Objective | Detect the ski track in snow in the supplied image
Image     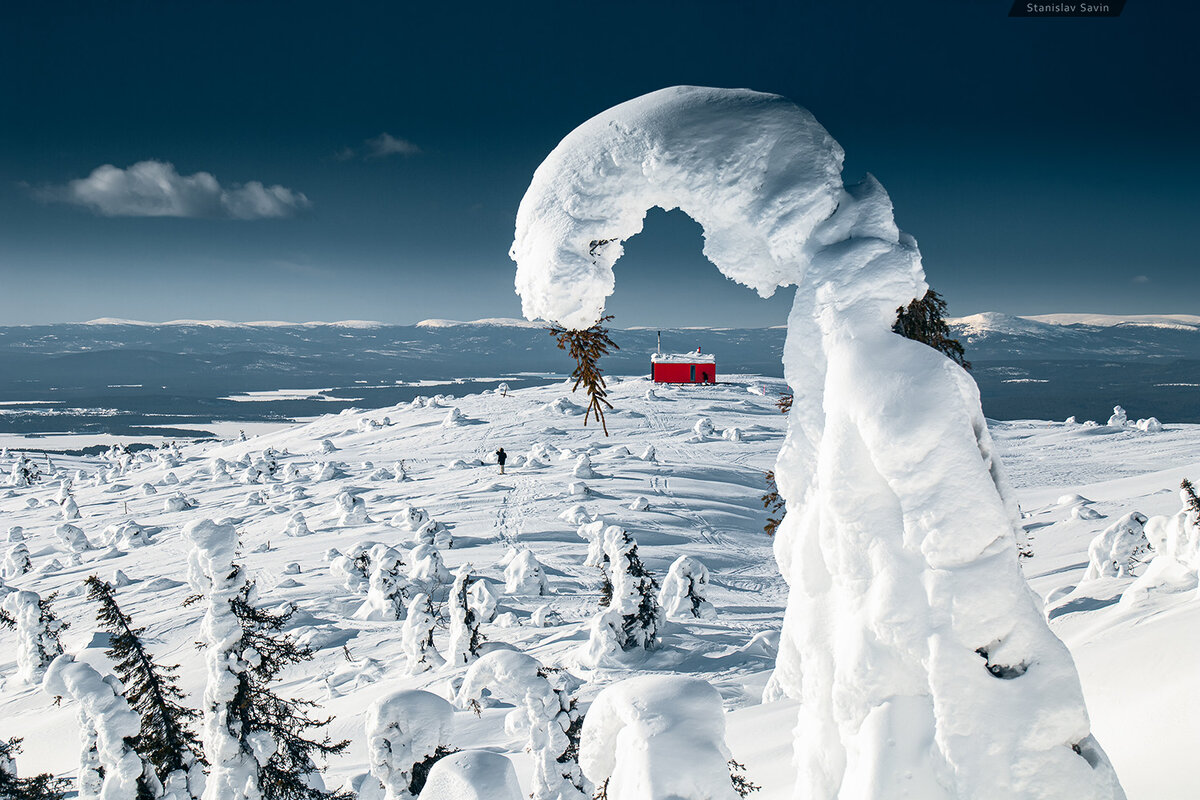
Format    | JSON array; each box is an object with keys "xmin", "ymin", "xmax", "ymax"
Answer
[{"xmin": 0, "ymin": 375, "xmax": 1195, "ymax": 799}]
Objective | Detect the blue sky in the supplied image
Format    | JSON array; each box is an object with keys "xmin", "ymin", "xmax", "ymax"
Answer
[{"xmin": 1, "ymin": 1, "xmax": 1195, "ymax": 326}]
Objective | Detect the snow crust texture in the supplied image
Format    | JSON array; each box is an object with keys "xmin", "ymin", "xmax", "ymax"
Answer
[{"xmin": 511, "ymin": 85, "xmax": 1124, "ymax": 799}]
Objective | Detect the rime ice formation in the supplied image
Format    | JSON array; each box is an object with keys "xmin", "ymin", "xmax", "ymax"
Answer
[
  {"xmin": 418, "ymin": 750, "xmax": 523, "ymax": 800},
  {"xmin": 455, "ymin": 650, "xmax": 588, "ymax": 800},
  {"xmin": 364, "ymin": 689, "xmax": 454, "ymax": 800},
  {"xmin": 4, "ymin": 589, "xmax": 64, "ymax": 684},
  {"xmin": 510, "ymin": 85, "xmax": 1124, "ymax": 799},
  {"xmin": 658, "ymin": 555, "xmax": 715, "ymax": 619},
  {"xmin": 1084, "ymin": 512, "xmax": 1151, "ymax": 581},
  {"xmin": 1122, "ymin": 486, "xmax": 1200, "ymax": 602},
  {"xmin": 42, "ymin": 654, "xmax": 157, "ymax": 800},
  {"xmin": 579, "ymin": 675, "xmax": 735, "ymax": 800}
]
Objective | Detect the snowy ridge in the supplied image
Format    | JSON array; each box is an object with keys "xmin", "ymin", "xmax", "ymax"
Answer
[
  {"xmin": 82, "ymin": 318, "xmax": 386, "ymax": 329},
  {"xmin": 414, "ymin": 318, "xmax": 545, "ymax": 329}
]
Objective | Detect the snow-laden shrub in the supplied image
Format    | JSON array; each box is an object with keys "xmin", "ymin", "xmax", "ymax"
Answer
[
  {"xmin": 401, "ymin": 593, "xmax": 446, "ymax": 675},
  {"xmin": 393, "ymin": 461, "xmax": 410, "ymax": 482},
  {"xmin": 446, "ymin": 566, "xmax": 483, "ymax": 666},
  {"xmin": 531, "ymin": 605, "xmax": 562, "ymax": 627},
  {"xmin": 418, "ymin": 750, "xmax": 523, "ymax": 800},
  {"xmin": 355, "ymin": 547, "xmax": 407, "ymax": 621},
  {"xmin": 141, "ymin": 482, "xmax": 158, "ymax": 496},
  {"xmin": 6, "ymin": 525, "xmax": 22, "ymax": 543},
  {"xmin": 455, "ymin": 650, "xmax": 589, "ymax": 800},
  {"xmin": 408, "ymin": 544, "xmax": 451, "ymax": 585},
  {"xmin": 364, "ymin": 689, "xmax": 455, "ymax": 800},
  {"xmin": 567, "ymin": 481, "xmax": 588, "ymax": 497},
  {"xmin": 243, "ymin": 490, "xmax": 266, "ymax": 507},
  {"xmin": 413, "ymin": 518, "xmax": 452, "ymax": 549},
  {"xmin": 640, "ymin": 445, "xmax": 656, "ymax": 462},
  {"xmin": 391, "ymin": 505, "xmax": 429, "ymax": 531},
  {"xmin": 164, "ymin": 471, "xmax": 180, "ymax": 485},
  {"xmin": 628, "ymin": 496, "xmax": 650, "ymax": 512},
  {"xmin": 467, "ymin": 579, "xmax": 498, "ymax": 623},
  {"xmin": 1084, "ymin": 512, "xmax": 1151, "ymax": 580},
  {"xmin": 104, "ymin": 521, "xmax": 150, "ymax": 548},
  {"xmin": 580, "ymin": 527, "xmax": 662, "ymax": 667},
  {"xmin": 3, "ymin": 589, "xmax": 66, "ymax": 684},
  {"xmin": 61, "ymin": 497, "xmax": 82, "ymax": 520},
  {"xmin": 580, "ymin": 675, "xmax": 736, "ymax": 800},
  {"xmin": 164, "ymin": 493, "xmax": 195, "ymax": 512},
  {"xmin": 320, "ymin": 439, "xmax": 339, "ymax": 453},
  {"xmin": 1135, "ymin": 417, "xmax": 1163, "ymax": 432},
  {"xmin": 368, "ymin": 467, "xmax": 394, "ymax": 481},
  {"xmin": 1122, "ymin": 482, "xmax": 1200, "ymax": 603},
  {"xmin": 311, "ymin": 462, "xmax": 340, "ymax": 482},
  {"xmin": 576, "ymin": 520, "xmax": 607, "ymax": 568},
  {"xmin": 559, "ymin": 504, "xmax": 591, "ymax": 526},
  {"xmin": 442, "ymin": 408, "xmax": 464, "ymax": 428},
  {"xmin": 42, "ymin": 653, "xmax": 159, "ymax": 799},
  {"xmin": 336, "ymin": 491, "xmax": 371, "ymax": 525},
  {"xmin": 658, "ymin": 555, "xmax": 716, "ymax": 619},
  {"xmin": 285, "ymin": 511, "xmax": 311, "ymax": 537},
  {"xmin": 55, "ymin": 523, "xmax": 94, "ymax": 552},
  {"xmin": 330, "ymin": 542, "xmax": 378, "ymax": 594},
  {"xmin": 1107, "ymin": 405, "xmax": 1127, "ymax": 427},
  {"xmin": 3, "ymin": 542, "xmax": 32, "ymax": 578},
  {"xmin": 1071, "ymin": 505, "xmax": 1103, "ymax": 521},
  {"xmin": 692, "ymin": 417, "xmax": 714, "ymax": 438},
  {"xmin": 572, "ymin": 453, "xmax": 595, "ymax": 479},
  {"xmin": 504, "ymin": 549, "xmax": 549, "ymax": 595},
  {"xmin": 722, "ymin": 426, "xmax": 743, "ymax": 442}
]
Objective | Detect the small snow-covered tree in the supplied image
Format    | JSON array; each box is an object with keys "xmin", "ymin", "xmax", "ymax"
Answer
[
  {"xmin": 503, "ymin": 549, "xmax": 549, "ymax": 595},
  {"xmin": 407, "ymin": 544, "xmax": 450, "ymax": 586},
  {"xmin": 1083, "ymin": 512, "xmax": 1152, "ymax": 580},
  {"xmin": 335, "ymin": 492, "xmax": 371, "ymax": 525},
  {"xmin": 576, "ymin": 520, "xmax": 606, "ymax": 568},
  {"xmin": 455, "ymin": 651, "xmax": 589, "ymax": 800},
  {"xmin": 3, "ymin": 543, "xmax": 32, "ymax": 579},
  {"xmin": 418, "ymin": 750, "xmax": 523, "ymax": 800},
  {"xmin": 364, "ymin": 689, "xmax": 455, "ymax": 800},
  {"xmin": 84, "ymin": 576, "xmax": 204, "ymax": 796},
  {"xmin": 400, "ymin": 593, "xmax": 445, "ymax": 675},
  {"xmin": 355, "ymin": 547, "xmax": 407, "ymax": 622},
  {"xmin": 580, "ymin": 675, "xmax": 739, "ymax": 800},
  {"xmin": 42, "ymin": 653, "xmax": 161, "ymax": 800},
  {"xmin": 466, "ymin": 580, "xmax": 498, "ymax": 624},
  {"xmin": 445, "ymin": 566, "xmax": 484, "ymax": 666},
  {"xmin": 0, "ymin": 737, "xmax": 68, "ymax": 800},
  {"xmin": 580, "ymin": 527, "xmax": 662, "ymax": 667},
  {"xmin": 330, "ymin": 542, "xmax": 377, "ymax": 594},
  {"xmin": 3, "ymin": 590, "xmax": 67, "ymax": 685},
  {"xmin": 658, "ymin": 555, "xmax": 715, "ymax": 619},
  {"xmin": 185, "ymin": 519, "xmax": 349, "ymax": 800}
]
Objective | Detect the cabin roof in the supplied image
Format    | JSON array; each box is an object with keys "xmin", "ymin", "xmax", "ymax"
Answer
[{"xmin": 651, "ymin": 352, "xmax": 716, "ymax": 364}]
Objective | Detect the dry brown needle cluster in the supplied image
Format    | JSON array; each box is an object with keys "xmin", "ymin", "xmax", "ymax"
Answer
[{"xmin": 547, "ymin": 314, "xmax": 620, "ymax": 435}]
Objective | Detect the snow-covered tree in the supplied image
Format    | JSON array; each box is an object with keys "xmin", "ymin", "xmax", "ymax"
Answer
[
  {"xmin": 84, "ymin": 576, "xmax": 204, "ymax": 797},
  {"xmin": 335, "ymin": 492, "xmax": 371, "ymax": 525},
  {"xmin": 42, "ymin": 653, "xmax": 161, "ymax": 800},
  {"xmin": 364, "ymin": 689, "xmax": 455, "ymax": 800},
  {"xmin": 1122, "ymin": 479, "xmax": 1200, "ymax": 603},
  {"xmin": 445, "ymin": 566, "xmax": 484, "ymax": 666},
  {"xmin": 3, "ymin": 542, "xmax": 32, "ymax": 578},
  {"xmin": 892, "ymin": 289, "xmax": 970, "ymax": 370},
  {"xmin": 580, "ymin": 675, "xmax": 738, "ymax": 800},
  {"xmin": 417, "ymin": 750, "xmax": 523, "ymax": 800},
  {"xmin": 3, "ymin": 590, "xmax": 67, "ymax": 684},
  {"xmin": 456, "ymin": 650, "xmax": 588, "ymax": 800},
  {"xmin": 407, "ymin": 544, "xmax": 450, "ymax": 585},
  {"xmin": 400, "ymin": 593, "xmax": 445, "ymax": 675},
  {"xmin": 0, "ymin": 737, "xmax": 68, "ymax": 800},
  {"xmin": 55, "ymin": 523, "xmax": 94, "ymax": 552},
  {"xmin": 355, "ymin": 547, "xmax": 407, "ymax": 622},
  {"xmin": 330, "ymin": 542, "xmax": 377, "ymax": 594},
  {"xmin": 580, "ymin": 526, "xmax": 662, "ymax": 667},
  {"xmin": 466, "ymin": 580, "xmax": 498, "ymax": 624},
  {"xmin": 576, "ymin": 519, "xmax": 606, "ymax": 568},
  {"xmin": 658, "ymin": 555, "xmax": 715, "ymax": 619},
  {"xmin": 185, "ymin": 519, "xmax": 349, "ymax": 800},
  {"xmin": 503, "ymin": 549, "xmax": 549, "ymax": 595},
  {"xmin": 510, "ymin": 85, "xmax": 1123, "ymax": 798},
  {"xmin": 571, "ymin": 453, "xmax": 595, "ymax": 479},
  {"xmin": 1083, "ymin": 512, "xmax": 1152, "ymax": 581}
]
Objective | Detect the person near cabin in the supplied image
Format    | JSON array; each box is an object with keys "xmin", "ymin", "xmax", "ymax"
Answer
[{"xmin": 496, "ymin": 447, "xmax": 507, "ymax": 474}]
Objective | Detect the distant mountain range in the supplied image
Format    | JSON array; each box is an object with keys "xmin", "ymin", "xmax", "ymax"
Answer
[{"xmin": 0, "ymin": 314, "xmax": 1195, "ymax": 436}]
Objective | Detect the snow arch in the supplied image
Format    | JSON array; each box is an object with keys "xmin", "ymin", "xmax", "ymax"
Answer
[{"xmin": 510, "ymin": 86, "xmax": 1123, "ymax": 799}]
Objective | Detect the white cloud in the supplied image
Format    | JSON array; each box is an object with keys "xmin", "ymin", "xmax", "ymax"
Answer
[
  {"xmin": 45, "ymin": 160, "xmax": 309, "ymax": 219},
  {"xmin": 1131, "ymin": 274, "xmax": 1150, "ymax": 284},
  {"xmin": 336, "ymin": 132, "xmax": 421, "ymax": 161}
]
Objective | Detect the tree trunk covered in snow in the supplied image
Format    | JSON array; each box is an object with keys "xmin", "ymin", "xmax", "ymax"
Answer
[{"xmin": 509, "ymin": 85, "xmax": 1124, "ymax": 800}]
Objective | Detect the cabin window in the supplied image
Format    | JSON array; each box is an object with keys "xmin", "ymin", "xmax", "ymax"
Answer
[{"xmin": 690, "ymin": 365, "xmax": 696, "ymax": 382}]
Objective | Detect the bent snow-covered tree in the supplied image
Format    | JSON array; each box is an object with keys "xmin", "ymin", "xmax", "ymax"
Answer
[{"xmin": 509, "ymin": 85, "xmax": 1124, "ymax": 799}]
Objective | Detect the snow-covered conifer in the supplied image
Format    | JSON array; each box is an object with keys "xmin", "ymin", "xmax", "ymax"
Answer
[
  {"xmin": 285, "ymin": 511, "xmax": 311, "ymax": 537},
  {"xmin": 3, "ymin": 543, "xmax": 32, "ymax": 578},
  {"xmin": 84, "ymin": 576, "xmax": 204, "ymax": 797},
  {"xmin": 400, "ymin": 593, "xmax": 445, "ymax": 675},
  {"xmin": 445, "ymin": 566, "xmax": 484, "ymax": 666},
  {"xmin": 364, "ymin": 689, "xmax": 455, "ymax": 800},
  {"xmin": 692, "ymin": 417, "xmax": 714, "ymax": 438},
  {"xmin": 1084, "ymin": 512, "xmax": 1152, "ymax": 581},
  {"xmin": 407, "ymin": 544, "xmax": 450, "ymax": 585},
  {"xmin": 61, "ymin": 497, "xmax": 81, "ymax": 520},
  {"xmin": 580, "ymin": 675, "xmax": 738, "ymax": 800},
  {"xmin": 42, "ymin": 654, "xmax": 161, "ymax": 800},
  {"xmin": 355, "ymin": 547, "xmax": 407, "ymax": 622},
  {"xmin": 640, "ymin": 445, "xmax": 656, "ymax": 462},
  {"xmin": 466, "ymin": 580, "xmax": 498, "ymax": 623},
  {"xmin": 658, "ymin": 555, "xmax": 715, "ymax": 619},
  {"xmin": 503, "ymin": 549, "xmax": 549, "ymax": 595},
  {"xmin": 55, "ymin": 523, "xmax": 93, "ymax": 552},
  {"xmin": 335, "ymin": 491, "xmax": 371, "ymax": 525},
  {"xmin": 418, "ymin": 750, "xmax": 523, "ymax": 800},
  {"xmin": 3, "ymin": 589, "xmax": 67, "ymax": 684},
  {"xmin": 185, "ymin": 519, "xmax": 349, "ymax": 800},
  {"xmin": 1107, "ymin": 405, "xmax": 1128, "ymax": 427},
  {"xmin": 580, "ymin": 527, "xmax": 662, "ymax": 667},
  {"xmin": 576, "ymin": 519, "xmax": 606, "ymax": 568},
  {"xmin": 456, "ymin": 651, "xmax": 588, "ymax": 800},
  {"xmin": 572, "ymin": 453, "xmax": 595, "ymax": 479}
]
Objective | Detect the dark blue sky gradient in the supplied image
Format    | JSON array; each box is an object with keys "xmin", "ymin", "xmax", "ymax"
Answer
[{"xmin": 1, "ymin": 1, "xmax": 1195, "ymax": 325}]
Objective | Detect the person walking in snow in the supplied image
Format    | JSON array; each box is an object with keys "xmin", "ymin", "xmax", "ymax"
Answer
[{"xmin": 496, "ymin": 447, "xmax": 507, "ymax": 475}]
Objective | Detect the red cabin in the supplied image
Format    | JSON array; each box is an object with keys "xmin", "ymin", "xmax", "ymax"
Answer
[{"xmin": 651, "ymin": 350, "xmax": 716, "ymax": 384}]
